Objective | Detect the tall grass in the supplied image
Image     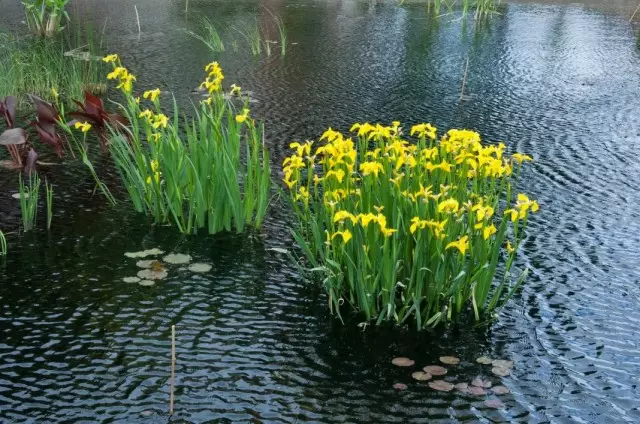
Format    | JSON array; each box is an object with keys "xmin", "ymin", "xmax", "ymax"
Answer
[
  {"xmin": 22, "ymin": 0, "xmax": 71, "ymax": 37},
  {"xmin": 104, "ymin": 55, "xmax": 271, "ymax": 234},
  {"xmin": 19, "ymin": 173, "xmax": 41, "ymax": 232},
  {"xmin": 0, "ymin": 32, "xmax": 104, "ymax": 106},
  {"xmin": 283, "ymin": 123, "xmax": 538, "ymax": 329},
  {"xmin": 185, "ymin": 17, "xmax": 225, "ymax": 52}
]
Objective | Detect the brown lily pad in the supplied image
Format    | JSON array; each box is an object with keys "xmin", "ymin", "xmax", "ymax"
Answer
[
  {"xmin": 492, "ymin": 367, "xmax": 511, "ymax": 377},
  {"xmin": 471, "ymin": 378, "xmax": 492, "ymax": 388},
  {"xmin": 484, "ymin": 399, "xmax": 503, "ymax": 409},
  {"xmin": 476, "ymin": 356, "xmax": 493, "ymax": 365},
  {"xmin": 468, "ymin": 386, "xmax": 486, "ymax": 396},
  {"xmin": 411, "ymin": 371, "xmax": 432, "ymax": 381},
  {"xmin": 439, "ymin": 356, "xmax": 460, "ymax": 365},
  {"xmin": 423, "ymin": 365, "xmax": 447, "ymax": 376},
  {"xmin": 492, "ymin": 359, "xmax": 514, "ymax": 369},
  {"xmin": 491, "ymin": 385, "xmax": 511, "ymax": 395},
  {"xmin": 428, "ymin": 380, "xmax": 454, "ymax": 392},
  {"xmin": 391, "ymin": 357, "xmax": 415, "ymax": 367},
  {"xmin": 393, "ymin": 383, "xmax": 408, "ymax": 391}
]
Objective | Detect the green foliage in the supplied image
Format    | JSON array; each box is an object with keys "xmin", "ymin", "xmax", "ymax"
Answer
[
  {"xmin": 282, "ymin": 123, "xmax": 538, "ymax": 329},
  {"xmin": 0, "ymin": 230, "xmax": 6, "ymax": 256},
  {"xmin": 0, "ymin": 32, "xmax": 105, "ymax": 106},
  {"xmin": 45, "ymin": 179, "xmax": 53, "ymax": 229},
  {"xmin": 19, "ymin": 172, "xmax": 41, "ymax": 232},
  {"xmin": 105, "ymin": 56, "xmax": 271, "ymax": 234},
  {"xmin": 22, "ymin": 0, "xmax": 71, "ymax": 37}
]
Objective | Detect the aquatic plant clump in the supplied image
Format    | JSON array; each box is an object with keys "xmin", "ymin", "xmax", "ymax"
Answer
[
  {"xmin": 104, "ymin": 55, "xmax": 271, "ymax": 234},
  {"xmin": 283, "ymin": 122, "xmax": 539, "ymax": 329}
]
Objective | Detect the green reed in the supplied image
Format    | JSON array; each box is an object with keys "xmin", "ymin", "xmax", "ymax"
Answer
[
  {"xmin": 22, "ymin": 0, "xmax": 70, "ymax": 37},
  {"xmin": 0, "ymin": 230, "xmax": 6, "ymax": 256},
  {"xmin": 19, "ymin": 173, "xmax": 41, "ymax": 232},
  {"xmin": 105, "ymin": 56, "xmax": 271, "ymax": 234},
  {"xmin": 186, "ymin": 17, "xmax": 225, "ymax": 52},
  {"xmin": 45, "ymin": 179, "xmax": 53, "ymax": 229}
]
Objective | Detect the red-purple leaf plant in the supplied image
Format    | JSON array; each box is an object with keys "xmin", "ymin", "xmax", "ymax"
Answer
[
  {"xmin": 68, "ymin": 91, "xmax": 128, "ymax": 150},
  {"xmin": 0, "ymin": 96, "xmax": 38, "ymax": 171}
]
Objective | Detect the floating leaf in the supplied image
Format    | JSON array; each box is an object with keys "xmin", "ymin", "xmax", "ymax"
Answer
[
  {"xmin": 484, "ymin": 399, "xmax": 503, "ymax": 409},
  {"xmin": 423, "ymin": 365, "xmax": 447, "ymax": 376},
  {"xmin": 428, "ymin": 380, "xmax": 454, "ymax": 392},
  {"xmin": 391, "ymin": 357, "xmax": 415, "ymax": 367},
  {"xmin": 392, "ymin": 383, "xmax": 407, "ymax": 391},
  {"xmin": 491, "ymin": 367, "xmax": 511, "ymax": 377},
  {"xmin": 439, "ymin": 356, "xmax": 460, "ymax": 365},
  {"xmin": 411, "ymin": 371, "xmax": 432, "ymax": 381},
  {"xmin": 468, "ymin": 386, "xmax": 486, "ymax": 396},
  {"xmin": 125, "ymin": 248, "xmax": 164, "ymax": 259},
  {"xmin": 492, "ymin": 359, "xmax": 514, "ymax": 369},
  {"xmin": 471, "ymin": 378, "xmax": 492, "ymax": 388},
  {"xmin": 188, "ymin": 263, "xmax": 212, "ymax": 273},
  {"xmin": 139, "ymin": 279, "xmax": 155, "ymax": 286},
  {"xmin": 136, "ymin": 260, "xmax": 154, "ymax": 268},
  {"xmin": 454, "ymin": 382, "xmax": 469, "ymax": 391},
  {"xmin": 123, "ymin": 276, "xmax": 140, "ymax": 283},
  {"xmin": 491, "ymin": 385, "xmax": 510, "ymax": 395},
  {"xmin": 137, "ymin": 269, "xmax": 168, "ymax": 280},
  {"xmin": 163, "ymin": 253, "xmax": 192, "ymax": 264},
  {"xmin": 476, "ymin": 356, "xmax": 493, "ymax": 365}
]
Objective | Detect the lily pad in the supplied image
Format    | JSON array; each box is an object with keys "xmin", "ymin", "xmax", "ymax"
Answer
[
  {"xmin": 123, "ymin": 276, "xmax": 141, "ymax": 283},
  {"xmin": 492, "ymin": 359, "xmax": 514, "ymax": 369},
  {"xmin": 393, "ymin": 383, "xmax": 408, "ymax": 391},
  {"xmin": 137, "ymin": 269, "xmax": 168, "ymax": 280},
  {"xmin": 423, "ymin": 365, "xmax": 447, "ymax": 376},
  {"xmin": 484, "ymin": 399, "xmax": 503, "ymax": 409},
  {"xmin": 391, "ymin": 357, "xmax": 415, "ymax": 367},
  {"xmin": 439, "ymin": 356, "xmax": 460, "ymax": 365},
  {"xmin": 411, "ymin": 371, "xmax": 432, "ymax": 381},
  {"xmin": 491, "ymin": 367, "xmax": 511, "ymax": 377},
  {"xmin": 491, "ymin": 385, "xmax": 510, "ymax": 395},
  {"xmin": 136, "ymin": 260, "xmax": 154, "ymax": 268},
  {"xmin": 471, "ymin": 378, "xmax": 492, "ymax": 388},
  {"xmin": 454, "ymin": 382, "xmax": 469, "ymax": 391},
  {"xmin": 468, "ymin": 386, "xmax": 486, "ymax": 396},
  {"xmin": 476, "ymin": 356, "xmax": 493, "ymax": 365},
  {"xmin": 125, "ymin": 248, "xmax": 164, "ymax": 259},
  {"xmin": 428, "ymin": 380, "xmax": 454, "ymax": 392},
  {"xmin": 188, "ymin": 263, "xmax": 212, "ymax": 273},
  {"xmin": 163, "ymin": 253, "xmax": 192, "ymax": 265},
  {"xmin": 139, "ymin": 279, "xmax": 155, "ymax": 286}
]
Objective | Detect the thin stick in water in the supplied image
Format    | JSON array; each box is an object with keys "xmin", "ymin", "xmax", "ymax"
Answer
[
  {"xmin": 185, "ymin": 0, "xmax": 189, "ymax": 14},
  {"xmin": 134, "ymin": 5, "xmax": 141, "ymax": 37},
  {"xmin": 169, "ymin": 325, "xmax": 175, "ymax": 415},
  {"xmin": 631, "ymin": 2, "xmax": 640, "ymax": 22},
  {"xmin": 460, "ymin": 56, "xmax": 469, "ymax": 102}
]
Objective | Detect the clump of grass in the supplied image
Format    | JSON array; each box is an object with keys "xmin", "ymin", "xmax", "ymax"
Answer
[
  {"xmin": 104, "ymin": 55, "xmax": 271, "ymax": 234},
  {"xmin": 0, "ymin": 31, "xmax": 105, "ymax": 106},
  {"xmin": 22, "ymin": 0, "xmax": 71, "ymax": 37},
  {"xmin": 282, "ymin": 123, "xmax": 539, "ymax": 329},
  {"xmin": 185, "ymin": 17, "xmax": 225, "ymax": 52},
  {"xmin": 19, "ymin": 172, "xmax": 41, "ymax": 232}
]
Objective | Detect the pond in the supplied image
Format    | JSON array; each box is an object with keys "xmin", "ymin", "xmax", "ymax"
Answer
[{"xmin": 1, "ymin": 0, "xmax": 640, "ymax": 422}]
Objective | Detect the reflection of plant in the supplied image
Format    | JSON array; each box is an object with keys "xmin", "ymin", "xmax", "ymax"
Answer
[
  {"xmin": 283, "ymin": 123, "xmax": 538, "ymax": 329},
  {"xmin": 104, "ymin": 54, "xmax": 271, "ymax": 234},
  {"xmin": 22, "ymin": 0, "xmax": 71, "ymax": 37},
  {"xmin": 0, "ymin": 230, "xmax": 6, "ymax": 256}
]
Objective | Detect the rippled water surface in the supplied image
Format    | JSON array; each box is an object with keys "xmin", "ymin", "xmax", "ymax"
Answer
[{"xmin": 2, "ymin": 0, "xmax": 640, "ymax": 422}]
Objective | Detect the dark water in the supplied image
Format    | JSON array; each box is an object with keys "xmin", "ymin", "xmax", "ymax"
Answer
[{"xmin": 2, "ymin": 0, "xmax": 640, "ymax": 422}]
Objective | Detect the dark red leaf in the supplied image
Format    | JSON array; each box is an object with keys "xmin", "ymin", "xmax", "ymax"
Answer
[
  {"xmin": 0, "ymin": 128, "xmax": 27, "ymax": 145},
  {"xmin": 29, "ymin": 95, "xmax": 59, "ymax": 124},
  {"xmin": 35, "ymin": 125, "xmax": 64, "ymax": 157},
  {"xmin": 1, "ymin": 96, "xmax": 18, "ymax": 128},
  {"xmin": 23, "ymin": 148, "xmax": 38, "ymax": 175}
]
